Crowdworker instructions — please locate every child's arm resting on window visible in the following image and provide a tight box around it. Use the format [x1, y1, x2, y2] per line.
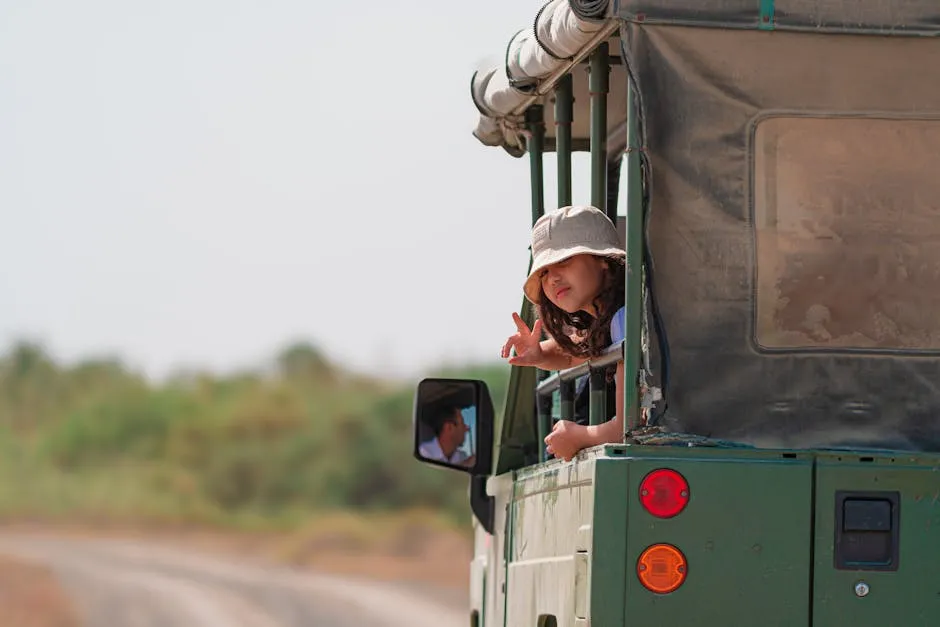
[544, 362, 625, 461]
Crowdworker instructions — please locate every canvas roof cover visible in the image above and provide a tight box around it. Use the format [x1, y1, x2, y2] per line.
[623, 16, 940, 452]
[617, 0, 940, 35]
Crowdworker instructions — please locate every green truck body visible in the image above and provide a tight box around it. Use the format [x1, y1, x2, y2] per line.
[413, 1, 940, 624]
[472, 446, 940, 626]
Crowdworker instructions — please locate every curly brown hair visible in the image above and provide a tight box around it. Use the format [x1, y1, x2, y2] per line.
[537, 256, 626, 358]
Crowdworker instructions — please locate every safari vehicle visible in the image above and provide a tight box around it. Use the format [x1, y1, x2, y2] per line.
[413, 0, 940, 625]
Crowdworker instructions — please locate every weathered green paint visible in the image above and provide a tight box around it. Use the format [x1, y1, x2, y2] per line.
[812, 454, 940, 625]
[589, 456, 630, 626]
[480, 439, 940, 626]
[623, 75, 643, 428]
[589, 43, 609, 214]
[555, 74, 574, 207]
[621, 450, 814, 625]
[507, 457, 596, 626]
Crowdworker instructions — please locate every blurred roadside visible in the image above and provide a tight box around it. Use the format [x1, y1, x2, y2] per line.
[0, 340, 501, 623]
[0, 554, 80, 627]
[0, 510, 472, 606]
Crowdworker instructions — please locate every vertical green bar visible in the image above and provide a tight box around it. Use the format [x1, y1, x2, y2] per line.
[624, 73, 643, 429]
[588, 369, 607, 426]
[526, 105, 550, 462]
[559, 380, 575, 422]
[526, 106, 545, 224]
[537, 390, 552, 463]
[590, 458, 628, 626]
[589, 45, 611, 429]
[555, 74, 573, 207]
[589, 42, 610, 213]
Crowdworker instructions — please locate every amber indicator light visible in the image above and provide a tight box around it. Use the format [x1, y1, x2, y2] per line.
[637, 543, 688, 594]
[639, 468, 690, 518]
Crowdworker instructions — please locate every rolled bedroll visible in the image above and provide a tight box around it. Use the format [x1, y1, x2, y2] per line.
[470, 0, 622, 155]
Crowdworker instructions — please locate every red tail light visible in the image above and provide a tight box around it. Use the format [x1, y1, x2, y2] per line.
[639, 468, 689, 518]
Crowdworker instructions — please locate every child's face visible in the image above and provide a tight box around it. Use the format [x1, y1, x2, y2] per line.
[540, 254, 607, 315]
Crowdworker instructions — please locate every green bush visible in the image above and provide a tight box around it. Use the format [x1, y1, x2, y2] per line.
[0, 340, 510, 529]
[40, 387, 194, 467]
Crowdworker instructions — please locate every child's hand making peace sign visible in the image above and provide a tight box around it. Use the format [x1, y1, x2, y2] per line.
[500, 312, 545, 367]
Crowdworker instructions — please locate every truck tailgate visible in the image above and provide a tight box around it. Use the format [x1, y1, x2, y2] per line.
[618, 451, 813, 626]
[812, 454, 940, 625]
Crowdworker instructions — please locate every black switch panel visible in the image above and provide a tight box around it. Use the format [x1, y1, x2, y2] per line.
[834, 490, 900, 571]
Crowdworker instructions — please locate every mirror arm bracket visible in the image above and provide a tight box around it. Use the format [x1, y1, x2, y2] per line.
[470, 474, 495, 535]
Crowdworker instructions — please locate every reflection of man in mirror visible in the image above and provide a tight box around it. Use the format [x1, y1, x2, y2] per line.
[420, 404, 475, 467]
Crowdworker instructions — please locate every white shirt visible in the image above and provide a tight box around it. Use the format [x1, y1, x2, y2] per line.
[419, 437, 470, 465]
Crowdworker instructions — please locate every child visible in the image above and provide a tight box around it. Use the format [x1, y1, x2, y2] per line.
[500, 205, 626, 461]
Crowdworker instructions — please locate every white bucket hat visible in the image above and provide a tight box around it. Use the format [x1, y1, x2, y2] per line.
[524, 205, 625, 304]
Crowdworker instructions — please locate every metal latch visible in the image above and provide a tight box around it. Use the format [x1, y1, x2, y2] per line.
[834, 490, 900, 571]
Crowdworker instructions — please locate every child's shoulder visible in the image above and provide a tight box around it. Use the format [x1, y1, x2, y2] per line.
[610, 306, 626, 343]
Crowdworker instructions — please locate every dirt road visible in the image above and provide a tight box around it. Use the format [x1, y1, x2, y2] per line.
[0, 535, 466, 627]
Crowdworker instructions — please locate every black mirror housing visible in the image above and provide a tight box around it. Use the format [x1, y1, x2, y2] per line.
[412, 378, 495, 476]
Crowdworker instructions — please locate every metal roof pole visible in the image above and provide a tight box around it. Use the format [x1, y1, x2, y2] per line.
[525, 105, 553, 462]
[624, 72, 643, 430]
[589, 42, 610, 218]
[555, 74, 574, 207]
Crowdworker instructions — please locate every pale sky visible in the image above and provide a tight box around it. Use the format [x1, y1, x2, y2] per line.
[0, 0, 602, 379]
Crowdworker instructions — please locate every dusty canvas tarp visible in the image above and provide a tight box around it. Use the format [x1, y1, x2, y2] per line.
[628, 24, 940, 451]
[617, 0, 940, 34]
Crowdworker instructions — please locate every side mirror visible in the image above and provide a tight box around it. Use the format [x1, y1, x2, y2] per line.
[413, 378, 494, 476]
